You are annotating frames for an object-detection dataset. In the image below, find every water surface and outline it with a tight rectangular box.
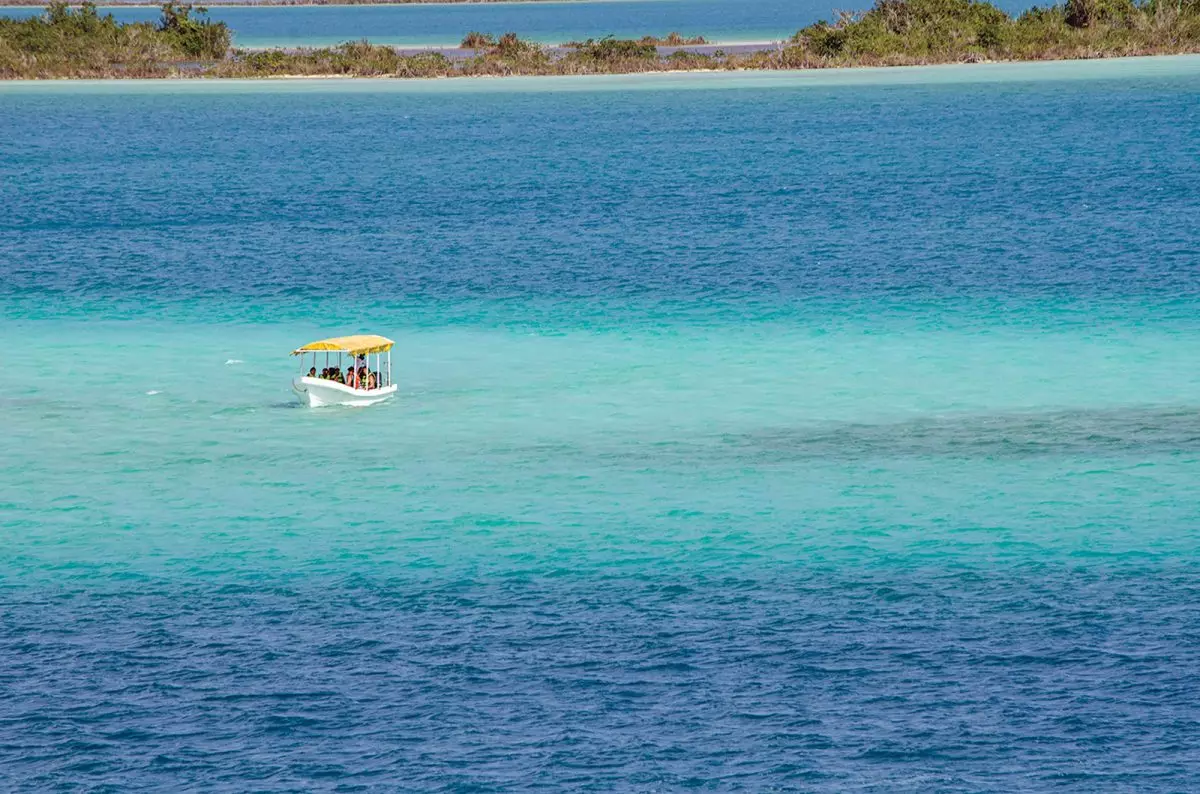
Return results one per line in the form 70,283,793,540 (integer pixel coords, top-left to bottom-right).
2,59,1200,790
1,0,1041,46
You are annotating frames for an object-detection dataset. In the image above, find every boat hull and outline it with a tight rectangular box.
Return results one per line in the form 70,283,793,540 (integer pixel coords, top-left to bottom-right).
292,377,397,407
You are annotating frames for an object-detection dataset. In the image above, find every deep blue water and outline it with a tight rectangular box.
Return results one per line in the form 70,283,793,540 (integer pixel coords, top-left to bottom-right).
3,60,1200,789
0,0,1040,47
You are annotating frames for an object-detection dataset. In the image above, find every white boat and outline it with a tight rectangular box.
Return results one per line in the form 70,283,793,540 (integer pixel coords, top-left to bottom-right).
291,334,398,407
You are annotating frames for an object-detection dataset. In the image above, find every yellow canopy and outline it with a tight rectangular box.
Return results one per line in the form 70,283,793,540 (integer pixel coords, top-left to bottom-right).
292,334,394,356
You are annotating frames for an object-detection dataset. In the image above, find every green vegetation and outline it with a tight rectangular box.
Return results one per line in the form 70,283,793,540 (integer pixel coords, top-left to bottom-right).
784,0,1200,66
0,1,229,77
460,31,493,49
562,32,708,47
565,36,658,61
2,0,1199,79
218,41,452,77
643,32,708,46
457,31,552,75
158,1,229,57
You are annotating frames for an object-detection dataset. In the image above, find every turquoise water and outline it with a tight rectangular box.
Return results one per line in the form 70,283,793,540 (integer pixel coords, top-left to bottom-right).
0,0,1038,46
3,59,1200,788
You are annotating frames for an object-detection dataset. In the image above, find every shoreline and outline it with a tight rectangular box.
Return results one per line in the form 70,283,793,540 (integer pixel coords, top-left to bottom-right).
5,52,1199,85
230,53,1200,78
234,40,783,53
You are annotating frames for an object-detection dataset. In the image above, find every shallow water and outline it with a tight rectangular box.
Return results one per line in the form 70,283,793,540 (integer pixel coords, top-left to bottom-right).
0,0,1040,47
3,59,1200,789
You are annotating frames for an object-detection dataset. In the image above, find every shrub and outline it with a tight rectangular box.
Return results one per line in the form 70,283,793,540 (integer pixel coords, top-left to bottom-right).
802,22,851,56
460,31,494,49
568,36,658,60
329,40,402,74
494,31,533,55
396,51,452,77
1064,0,1139,26
237,47,293,74
0,1,205,77
158,2,230,58
458,32,549,74
634,32,708,45
976,21,1004,45
664,49,717,68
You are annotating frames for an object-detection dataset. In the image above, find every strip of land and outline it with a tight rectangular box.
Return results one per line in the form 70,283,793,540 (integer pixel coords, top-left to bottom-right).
2,0,1199,79
0,0,575,5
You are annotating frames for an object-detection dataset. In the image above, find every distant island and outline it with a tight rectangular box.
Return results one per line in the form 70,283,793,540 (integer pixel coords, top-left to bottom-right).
2,0,1199,79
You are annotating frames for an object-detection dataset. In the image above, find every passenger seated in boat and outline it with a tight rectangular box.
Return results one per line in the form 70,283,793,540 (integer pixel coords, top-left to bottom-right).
366,372,377,390
309,367,317,378
345,368,358,389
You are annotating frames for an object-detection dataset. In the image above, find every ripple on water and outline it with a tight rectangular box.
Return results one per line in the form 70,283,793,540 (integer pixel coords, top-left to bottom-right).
3,56,1200,791
1,568,1198,789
